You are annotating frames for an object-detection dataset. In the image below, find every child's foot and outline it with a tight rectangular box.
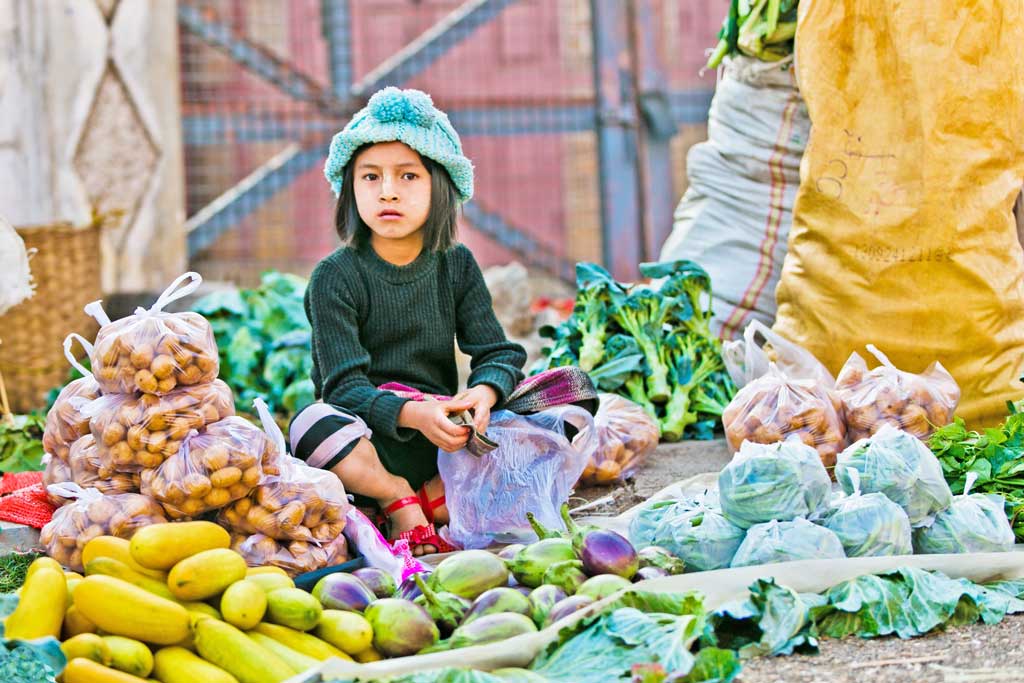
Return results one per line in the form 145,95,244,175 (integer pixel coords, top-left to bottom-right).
384,497,436,556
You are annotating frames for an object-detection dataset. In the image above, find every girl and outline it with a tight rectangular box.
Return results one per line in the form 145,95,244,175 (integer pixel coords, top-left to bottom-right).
290,87,527,555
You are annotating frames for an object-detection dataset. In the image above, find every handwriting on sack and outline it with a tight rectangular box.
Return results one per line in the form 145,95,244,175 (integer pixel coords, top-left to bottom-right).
814,130,906,217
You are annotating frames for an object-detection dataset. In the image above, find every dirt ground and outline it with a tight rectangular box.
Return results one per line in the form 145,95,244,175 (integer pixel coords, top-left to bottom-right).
573,439,1024,683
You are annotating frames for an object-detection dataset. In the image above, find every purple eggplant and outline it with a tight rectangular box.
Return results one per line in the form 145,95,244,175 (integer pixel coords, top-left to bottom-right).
543,595,595,627
461,587,532,626
634,566,670,582
413,572,470,636
364,598,439,657
528,584,566,626
507,538,577,588
312,572,376,612
637,546,686,575
397,574,425,601
352,567,397,599
576,574,631,601
561,507,637,579
513,585,533,597
541,560,587,595
449,612,537,649
429,550,510,600
497,544,527,561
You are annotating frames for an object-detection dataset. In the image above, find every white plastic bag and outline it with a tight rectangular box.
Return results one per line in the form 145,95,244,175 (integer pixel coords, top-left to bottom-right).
822,469,912,557
730,517,846,568
722,320,835,390
913,473,1015,555
42,334,101,463
439,405,596,549
0,215,33,316
659,57,810,339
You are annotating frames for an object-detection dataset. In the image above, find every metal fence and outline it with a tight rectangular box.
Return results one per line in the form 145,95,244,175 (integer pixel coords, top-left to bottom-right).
178,0,727,285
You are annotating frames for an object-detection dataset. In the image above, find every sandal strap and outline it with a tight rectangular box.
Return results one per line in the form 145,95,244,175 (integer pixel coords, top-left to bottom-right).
396,523,456,553
383,495,422,516
417,484,446,525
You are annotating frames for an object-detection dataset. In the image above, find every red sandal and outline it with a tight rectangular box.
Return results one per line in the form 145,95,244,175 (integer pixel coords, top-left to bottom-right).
383,496,455,554
418,484,447,525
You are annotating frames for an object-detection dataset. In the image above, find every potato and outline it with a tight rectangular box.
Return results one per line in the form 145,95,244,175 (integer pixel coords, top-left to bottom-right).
42,376,101,463
229,532,349,577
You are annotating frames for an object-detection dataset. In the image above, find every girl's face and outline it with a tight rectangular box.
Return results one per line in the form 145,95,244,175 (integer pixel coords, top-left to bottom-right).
353,141,432,247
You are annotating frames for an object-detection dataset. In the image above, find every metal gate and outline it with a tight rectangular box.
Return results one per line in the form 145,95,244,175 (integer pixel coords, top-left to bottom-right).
178,0,726,283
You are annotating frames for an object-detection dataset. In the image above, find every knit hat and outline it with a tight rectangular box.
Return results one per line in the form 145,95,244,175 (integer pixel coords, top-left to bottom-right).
324,87,473,202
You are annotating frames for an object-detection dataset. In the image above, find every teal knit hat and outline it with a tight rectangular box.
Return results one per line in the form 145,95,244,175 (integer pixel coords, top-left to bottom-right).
324,87,473,202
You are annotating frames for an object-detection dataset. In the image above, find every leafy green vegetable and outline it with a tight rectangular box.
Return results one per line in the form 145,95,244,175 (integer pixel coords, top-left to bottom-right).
708,579,816,658
707,0,799,69
930,413,1024,540
192,271,314,420
0,414,45,473
0,553,42,594
536,260,734,442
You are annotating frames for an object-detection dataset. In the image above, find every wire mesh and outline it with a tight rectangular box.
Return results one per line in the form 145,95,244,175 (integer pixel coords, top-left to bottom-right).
178,0,726,285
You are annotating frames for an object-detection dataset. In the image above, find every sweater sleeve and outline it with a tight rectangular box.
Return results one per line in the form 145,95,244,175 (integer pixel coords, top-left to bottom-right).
305,259,415,441
453,247,527,405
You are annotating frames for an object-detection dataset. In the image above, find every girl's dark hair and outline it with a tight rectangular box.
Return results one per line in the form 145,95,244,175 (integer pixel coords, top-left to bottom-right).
334,143,460,252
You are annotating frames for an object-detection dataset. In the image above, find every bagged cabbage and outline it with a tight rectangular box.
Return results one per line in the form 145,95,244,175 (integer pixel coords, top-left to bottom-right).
576,394,659,485
43,436,140,506
718,438,831,528
835,424,953,527
722,364,846,470
86,273,219,395
85,379,235,472
913,473,1015,554
837,345,960,441
219,401,349,542
141,415,278,519
632,498,744,572
730,518,846,568
42,335,101,462
822,469,912,557
40,484,167,571
230,532,350,577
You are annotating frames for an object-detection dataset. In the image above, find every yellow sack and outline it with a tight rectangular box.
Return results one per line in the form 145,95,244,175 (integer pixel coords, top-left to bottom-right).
774,0,1024,427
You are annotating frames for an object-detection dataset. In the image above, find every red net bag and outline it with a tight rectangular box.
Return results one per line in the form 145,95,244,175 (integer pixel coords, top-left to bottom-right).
86,273,218,395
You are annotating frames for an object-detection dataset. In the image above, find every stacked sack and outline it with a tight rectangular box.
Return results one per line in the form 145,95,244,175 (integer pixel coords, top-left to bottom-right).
40,273,351,576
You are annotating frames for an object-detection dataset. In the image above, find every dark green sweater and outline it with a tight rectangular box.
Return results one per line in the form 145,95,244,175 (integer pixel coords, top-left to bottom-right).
305,243,527,444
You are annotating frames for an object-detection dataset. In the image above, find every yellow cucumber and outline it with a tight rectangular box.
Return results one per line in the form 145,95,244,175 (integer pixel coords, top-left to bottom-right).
130,521,231,570
63,605,98,637
168,548,247,601
66,576,81,604
61,634,112,666
314,609,373,655
193,617,294,683
73,575,190,645
152,646,240,683
355,647,383,663
65,570,84,579
244,572,294,594
84,556,177,601
264,587,322,631
251,622,350,662
3,566,66,639
246,566,289,578
63,657,151,683
24,556,63,581
83,536,167,580
246,632,319,673
181,601,221,620
220,579,267,629
104,636,155,678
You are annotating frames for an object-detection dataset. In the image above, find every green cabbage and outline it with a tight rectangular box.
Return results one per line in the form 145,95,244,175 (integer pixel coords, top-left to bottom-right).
631,500,744,572
822,487,912,557
730,518,846,568
913,476,1015,554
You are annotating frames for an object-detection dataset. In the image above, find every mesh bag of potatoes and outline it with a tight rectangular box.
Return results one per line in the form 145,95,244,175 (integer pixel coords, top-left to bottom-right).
218,456,349,543
40,484,167,571
836,345,960,442
230,532,351,577
84,379,235,472
574,394,659,485
42,436,140,506
42,334,103,462
141,415,278,519
86,273,218,395
723,364,847,471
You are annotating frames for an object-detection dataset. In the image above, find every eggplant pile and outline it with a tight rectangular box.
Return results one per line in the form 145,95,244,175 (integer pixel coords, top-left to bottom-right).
311,505,685,659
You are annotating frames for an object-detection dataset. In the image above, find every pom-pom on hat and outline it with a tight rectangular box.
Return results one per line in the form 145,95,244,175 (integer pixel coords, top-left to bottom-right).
324,87,473,202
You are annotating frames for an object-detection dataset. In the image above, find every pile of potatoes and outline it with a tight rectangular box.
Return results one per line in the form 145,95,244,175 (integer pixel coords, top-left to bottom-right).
836,352,960,442
218,458,348,543
87,380,235,472
40,491,166,571
723,375,847,471
577,394,659,485
230,532,350,577
42,436,140,506
140,416,275,519
41,376,101,462
89,311,219,395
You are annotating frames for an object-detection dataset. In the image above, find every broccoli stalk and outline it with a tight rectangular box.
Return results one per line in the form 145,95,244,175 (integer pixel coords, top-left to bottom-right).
625,374,659,423
612,290,674,403
573,291,610,372
660,338,721,442
691,370,736,418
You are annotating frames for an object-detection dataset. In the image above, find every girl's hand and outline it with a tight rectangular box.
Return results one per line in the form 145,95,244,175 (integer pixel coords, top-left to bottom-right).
454,385,499,434
400,399,474,453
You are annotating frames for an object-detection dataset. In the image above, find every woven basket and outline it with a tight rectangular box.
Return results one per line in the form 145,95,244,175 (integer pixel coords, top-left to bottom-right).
0,222,102,412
